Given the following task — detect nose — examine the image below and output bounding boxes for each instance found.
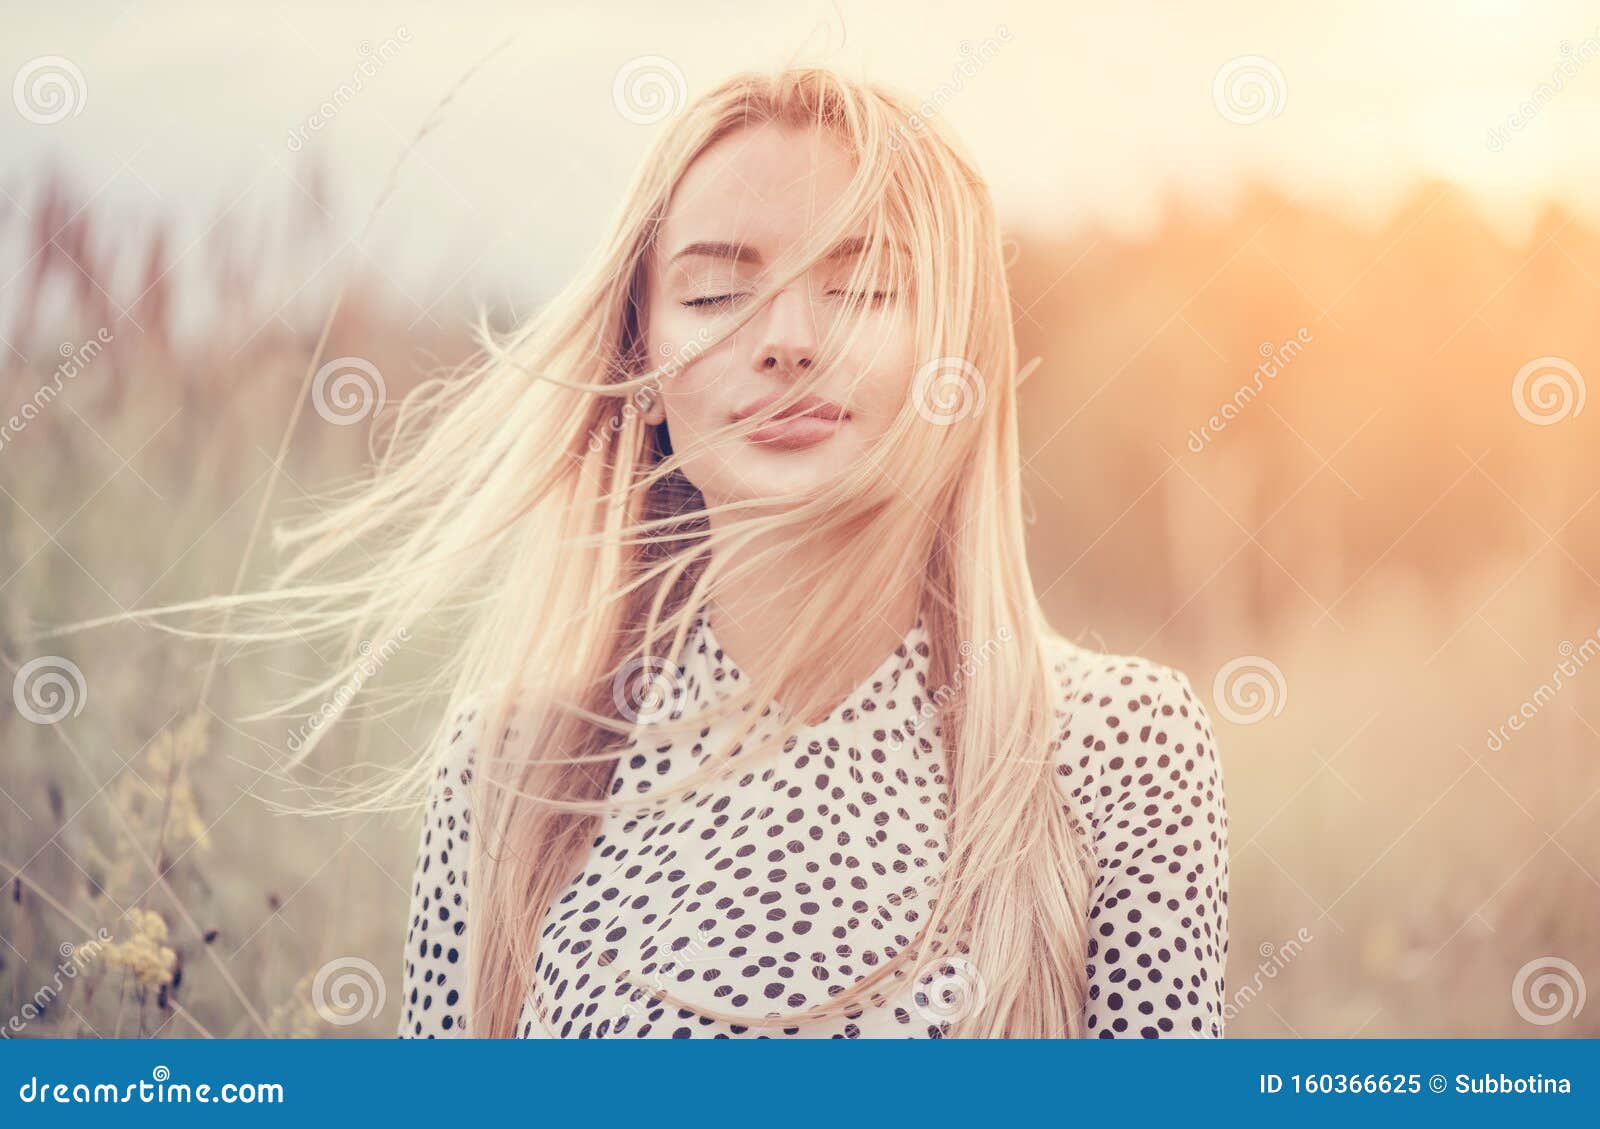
[750,284,815,379]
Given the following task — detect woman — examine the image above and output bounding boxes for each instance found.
[319,66,1226,1038]
[222,61,1235,1036]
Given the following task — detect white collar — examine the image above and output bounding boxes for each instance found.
[677,608,936,748]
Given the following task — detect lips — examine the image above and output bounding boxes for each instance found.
[732,393,848,450]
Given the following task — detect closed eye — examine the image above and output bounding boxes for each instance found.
[827,289,895,308]
[682,289,894,310]
[680,293,748,309]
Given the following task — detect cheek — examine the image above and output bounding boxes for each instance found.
[843,324,917,429]
[657,351,739,437]
[648,305,734,423]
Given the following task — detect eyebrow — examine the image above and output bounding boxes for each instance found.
[667,234,880,267]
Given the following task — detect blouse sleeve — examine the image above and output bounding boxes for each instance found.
[396,701,482,1038]
[1053,651,1231,1038]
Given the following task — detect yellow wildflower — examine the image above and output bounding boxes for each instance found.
[103,908,178,989]
[266,972,328,1038]
[113,711,212,854]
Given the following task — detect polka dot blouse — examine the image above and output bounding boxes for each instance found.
[397,614,1229,1038]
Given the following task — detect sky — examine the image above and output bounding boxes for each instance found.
[4,0,1600,330]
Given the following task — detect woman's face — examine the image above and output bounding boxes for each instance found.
[642,123,916,508]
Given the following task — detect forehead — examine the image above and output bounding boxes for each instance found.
[657,122,859,257]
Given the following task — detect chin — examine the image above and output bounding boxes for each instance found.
[711,452,850,508]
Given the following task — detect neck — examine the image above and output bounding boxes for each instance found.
[704,515,924,713]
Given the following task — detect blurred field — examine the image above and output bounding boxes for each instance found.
[1,170,1597,1037]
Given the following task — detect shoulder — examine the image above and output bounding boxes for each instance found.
[429,697,486,809]
[1041,631,1221,806]
[1039,630,1228,877]
[417,688,533,851]
[416,694,487,900]
[415,697,485,856]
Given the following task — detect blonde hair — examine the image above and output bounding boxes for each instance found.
[114,66,1096,1036]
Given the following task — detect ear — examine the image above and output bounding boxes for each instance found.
[638,387,667,426]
